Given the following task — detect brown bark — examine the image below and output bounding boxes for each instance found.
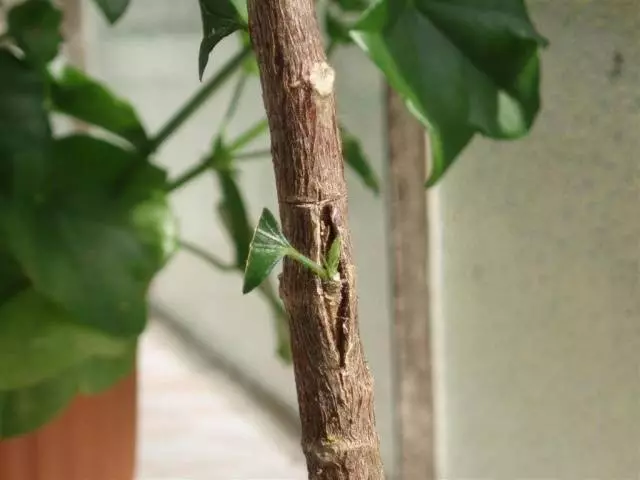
[247,1,383,478]
[386,88,437,480]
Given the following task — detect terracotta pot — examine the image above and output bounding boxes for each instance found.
[0,372,137,480]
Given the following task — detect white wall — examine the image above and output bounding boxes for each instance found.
[433,2,639,478]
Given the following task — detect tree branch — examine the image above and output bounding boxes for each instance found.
[247,0,384,478]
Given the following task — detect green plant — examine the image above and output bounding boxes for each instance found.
[0,0,546,475]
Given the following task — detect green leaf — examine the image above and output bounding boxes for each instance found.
[230,0,248,22]
[324,235,342,280]
[3,135,177,337]
[0,245,28,302]
[351,0,547,185]
[197,0,246,80]
[49,66,148,148]
[257,281,292,364]
[0,344,136,438]
[7,0,63,65]
[212,139,253,268]
[331,0,371,12]
[240,32,259,76]
[0,50,51,198]
[92,0,131,24]
[341,125,379,193]
[217,172,253,269]
[325,10,353,46]
[77,344,136,395]
[0,368,78,438]
[0,289,130,391]
[242,208,291,294]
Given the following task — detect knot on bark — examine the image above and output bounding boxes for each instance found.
[309,62,335,97]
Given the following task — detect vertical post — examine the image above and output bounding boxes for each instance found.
[386,87,437,480]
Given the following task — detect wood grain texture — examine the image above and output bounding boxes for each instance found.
[386,87,436,480]
[247,1,384,478]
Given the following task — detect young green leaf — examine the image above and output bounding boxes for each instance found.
[3,135,177,337]
[197,0,246,80]
[324,235,342,280]
[341,125,380,194]
[351,0,547,186]
[242,208,291,294]
[92,0,131,24]
[0,289,130,391]
[49,66,148,148]
[7,0,63,65]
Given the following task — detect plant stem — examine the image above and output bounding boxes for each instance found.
[248,0,383,477]
[286,249,328,280]
[180,237,291,362]
[167,158,211,192]
[179,240,235,271]
[145,46,252,154]
[221,72,249,133]
[234,149,271,160]
[228,118,269,152]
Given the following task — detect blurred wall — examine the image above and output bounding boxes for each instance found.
[432,2,639,478]
[82,0,395,472]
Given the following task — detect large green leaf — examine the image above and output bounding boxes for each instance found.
[341,125,379,193]
[197,0,246,79]
[92,0,131,24]
[0,368,77,438]
[0,244,28,302]
[3,135,177,337]
[351,0,547,185]
[325,9,353,47]
[0,344,136,438]
[0,50,51,198]
[230,0,248,22]
[331,0,371,12]
[0,289,130,391]
[242,208,291,294]
[49,66,148,149]
[77,344,136,395]
[7,0,63,65]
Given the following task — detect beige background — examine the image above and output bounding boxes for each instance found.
[432,2,639,478]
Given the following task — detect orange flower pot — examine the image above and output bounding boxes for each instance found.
[0,372,137,480]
